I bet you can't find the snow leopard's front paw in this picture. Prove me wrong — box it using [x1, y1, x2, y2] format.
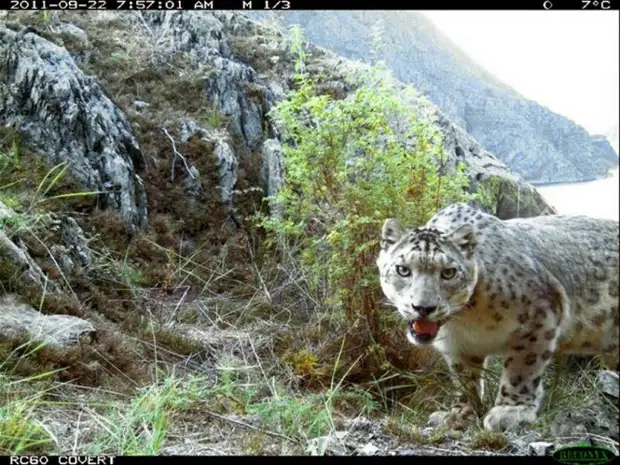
[483, 405, 537, 432]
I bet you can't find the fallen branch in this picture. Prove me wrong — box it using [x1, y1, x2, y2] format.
[161, 127, 196, 182]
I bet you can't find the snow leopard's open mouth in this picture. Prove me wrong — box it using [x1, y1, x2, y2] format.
[407, 318, 446, 344]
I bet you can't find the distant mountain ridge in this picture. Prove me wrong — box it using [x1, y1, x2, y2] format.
[246, 11, 618, 184]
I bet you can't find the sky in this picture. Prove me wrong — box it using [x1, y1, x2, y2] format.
[422, 11, 619, 136]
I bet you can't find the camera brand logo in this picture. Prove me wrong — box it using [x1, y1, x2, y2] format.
[552, 441, 618, 465]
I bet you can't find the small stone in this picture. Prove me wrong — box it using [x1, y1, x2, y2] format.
[597, 370, 619, 398]
[528, 441, 554, 456]
[341, 416, 377, 435]
[511, 431, 542, 453]
[54, 22, 89, 43]
[0, 294, 95, 348]
[133, 100, 150, 108]
[306, 432, 348, 456]
[357, 443, 379, 456]
[427, 410, 450, 427]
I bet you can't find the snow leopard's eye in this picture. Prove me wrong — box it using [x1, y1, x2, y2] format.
[396, 265, 411, 277]
[441, 268, 457, 280]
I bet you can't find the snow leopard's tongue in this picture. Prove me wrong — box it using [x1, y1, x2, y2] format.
[411, 320, 439, 337]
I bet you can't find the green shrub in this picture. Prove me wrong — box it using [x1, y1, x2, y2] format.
[257, 27, 483, 373]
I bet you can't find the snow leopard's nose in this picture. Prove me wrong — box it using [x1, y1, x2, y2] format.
[412, 305, 437, 317]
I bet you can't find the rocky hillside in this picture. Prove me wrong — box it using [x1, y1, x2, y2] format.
[246, 11, 619, 184]
[0, 11, 552, 229]
[0, 11, 616, 457]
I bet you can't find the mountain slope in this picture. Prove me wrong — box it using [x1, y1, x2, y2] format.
[1, 12, 617, 457]
[246, 11, 618, 184]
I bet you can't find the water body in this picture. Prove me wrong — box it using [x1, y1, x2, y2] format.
[536, 167, 619, 221]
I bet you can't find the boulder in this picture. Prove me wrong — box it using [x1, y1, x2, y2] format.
[0, 25, 147, 233]
[0, 294, 95, 348]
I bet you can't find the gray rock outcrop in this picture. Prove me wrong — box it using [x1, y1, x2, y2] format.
[130, 13, 270, 152]
[0, 294, 95, 348]
[0, 201, 60, 294]
[0, 10, 556, 251]
[597, 370, 619, 399]
[0, 25, 148, 233]
[122, 12, 550, 218]
[179, 119, 237, 205]
[245, 11, 618, 184]
[260, 138, 284, 200]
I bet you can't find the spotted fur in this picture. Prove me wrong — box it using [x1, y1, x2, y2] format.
[377, 202, 619, 431]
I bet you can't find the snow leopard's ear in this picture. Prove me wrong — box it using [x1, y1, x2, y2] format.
[381, 218, 405, 251]
[445, 223, 477, 258]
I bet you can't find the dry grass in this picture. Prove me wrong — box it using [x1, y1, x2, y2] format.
[470, 429, 509, 452]
[0, 11, 616, 457]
